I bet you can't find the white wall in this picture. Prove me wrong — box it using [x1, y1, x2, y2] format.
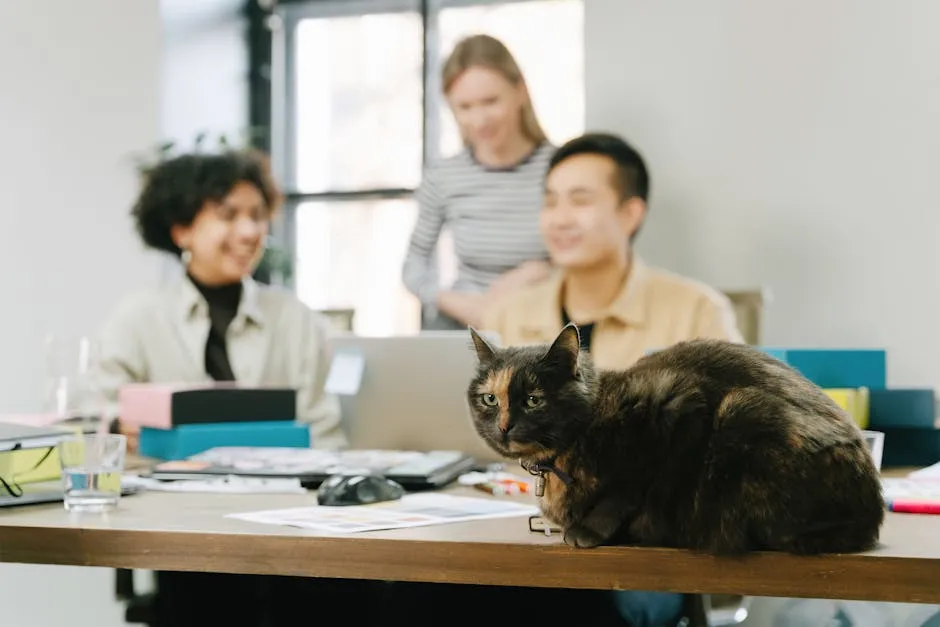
[586, 1, 938, 624]
[158, 0, 248, 280]
[586, 0, 939, 390]
[161, 2, 248, 148]
[0, 0, 162, 625]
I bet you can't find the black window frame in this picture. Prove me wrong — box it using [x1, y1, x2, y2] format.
[246, 0, 562, 287]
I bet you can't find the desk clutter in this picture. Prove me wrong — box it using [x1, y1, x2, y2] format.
[147, 446, 476, 490]
[759, 347, 937, 468]
[119, 383, 308, 459]
[0, 422, 140, 509]
[881, 462, 940, 514]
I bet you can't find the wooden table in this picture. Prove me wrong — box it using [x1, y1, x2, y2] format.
[0, 482, 939, 604]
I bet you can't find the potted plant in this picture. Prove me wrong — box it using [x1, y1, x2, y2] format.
[254, 244, 293, 286]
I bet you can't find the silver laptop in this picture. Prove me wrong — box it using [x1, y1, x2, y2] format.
[0, 422, 72, 452]
[327, 331, 506, 464]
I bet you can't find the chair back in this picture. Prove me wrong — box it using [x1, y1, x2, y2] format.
[721, 289, 770, 345]
[317, 308, 355, 333]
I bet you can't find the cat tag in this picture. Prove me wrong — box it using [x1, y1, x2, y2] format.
[534, 473, 546, 497]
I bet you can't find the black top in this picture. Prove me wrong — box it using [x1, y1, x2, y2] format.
[188, 274, 242, 381]
[561, 309, 596, 352]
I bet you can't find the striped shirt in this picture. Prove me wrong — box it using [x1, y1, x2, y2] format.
[402, 142, 554, 309]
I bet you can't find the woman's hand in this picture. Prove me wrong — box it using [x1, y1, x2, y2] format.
[436, 261, 553, 327]
[488, 260, 553, 298]
[436, 291, 489, 328]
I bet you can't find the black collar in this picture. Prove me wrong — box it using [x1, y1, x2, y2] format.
[522, 458, 574, 486]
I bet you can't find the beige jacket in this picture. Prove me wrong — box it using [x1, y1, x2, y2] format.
[482, 258, 743, 371]
[91, 277, 346, 449]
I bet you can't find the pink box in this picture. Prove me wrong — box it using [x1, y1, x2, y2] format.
[118, 382, 237, 430]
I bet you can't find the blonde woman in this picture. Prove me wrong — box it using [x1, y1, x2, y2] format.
[402, 34, 554, 330]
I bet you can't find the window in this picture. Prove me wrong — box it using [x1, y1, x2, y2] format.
[294, 199, 419, 337]
[293, 12, 424, 192]
[272, 0, 584, 336]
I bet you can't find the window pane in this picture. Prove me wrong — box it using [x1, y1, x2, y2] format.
[294, 199, 420, 336]
[436, 0, 585, 157]
[294, 13, 423, 192]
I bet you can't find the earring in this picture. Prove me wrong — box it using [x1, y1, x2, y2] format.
[180, 249, 192, 267]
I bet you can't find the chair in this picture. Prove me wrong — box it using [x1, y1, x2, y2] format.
[680, 593, 710, 626]
[317, 307, 355, 333]
[722, 289, 771, 345]
[701, 594, 754, 626]
[115, 568, 155, 624]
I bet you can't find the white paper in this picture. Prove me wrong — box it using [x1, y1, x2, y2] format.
[123, 473, 306, 494]
[227, 493, 538, 533]
[908, 462, 940, 479]
[881, 477, 940, 501]
[324, 350, 365, 396]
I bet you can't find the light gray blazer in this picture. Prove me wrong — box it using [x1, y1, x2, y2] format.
[90, 277, 346, 449]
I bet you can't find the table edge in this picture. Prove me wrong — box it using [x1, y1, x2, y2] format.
[1, 525, 938, 604]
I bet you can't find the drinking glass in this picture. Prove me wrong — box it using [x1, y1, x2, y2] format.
[57, 433, 127, 512]
[43, 334, 106, 429]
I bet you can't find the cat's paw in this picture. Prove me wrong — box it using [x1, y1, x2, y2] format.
[563, 525, 605, 548]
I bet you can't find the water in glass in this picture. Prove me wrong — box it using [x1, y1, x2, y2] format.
[58, 434, 126, 512]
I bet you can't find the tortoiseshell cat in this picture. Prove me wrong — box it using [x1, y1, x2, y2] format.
[467, 324, 884, 555]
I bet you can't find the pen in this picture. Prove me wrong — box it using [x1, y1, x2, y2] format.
[474, 481, 518, 496]
[887, 500, 940, 515]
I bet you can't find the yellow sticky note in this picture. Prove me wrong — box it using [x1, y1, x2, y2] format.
[0, 448, 61, 484]
[824, 387, 870, 429]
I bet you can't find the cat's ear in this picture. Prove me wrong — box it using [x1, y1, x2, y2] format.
[468, 326, 496, 364]
[544, 323, 581, 376]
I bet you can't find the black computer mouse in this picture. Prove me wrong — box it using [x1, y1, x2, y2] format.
[316, 473, 405, 506]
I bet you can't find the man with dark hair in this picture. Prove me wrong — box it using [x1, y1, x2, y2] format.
[483, 132, 741, 369]
[482, 132, 742, 625]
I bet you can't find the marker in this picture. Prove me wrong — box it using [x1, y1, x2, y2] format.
[887, 500, 940, 515]
[474, 481, 510, 496]
[473, 481, 519, 496]
[495, 478, 530, 493]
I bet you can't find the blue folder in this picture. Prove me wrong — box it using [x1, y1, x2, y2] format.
[140, 420, 310, 460]
[760, 348, 886, 390]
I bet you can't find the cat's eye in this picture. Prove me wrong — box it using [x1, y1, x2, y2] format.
[525, 395, 543, 409]
[480, 393, 498, 407]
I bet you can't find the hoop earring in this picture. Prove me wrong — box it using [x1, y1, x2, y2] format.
[180, 249, 192, 267]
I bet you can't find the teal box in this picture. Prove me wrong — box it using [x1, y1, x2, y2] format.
[140, 420, 310, 460]
[869, 389, 936, 429]
[760, 348, 886, 389]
